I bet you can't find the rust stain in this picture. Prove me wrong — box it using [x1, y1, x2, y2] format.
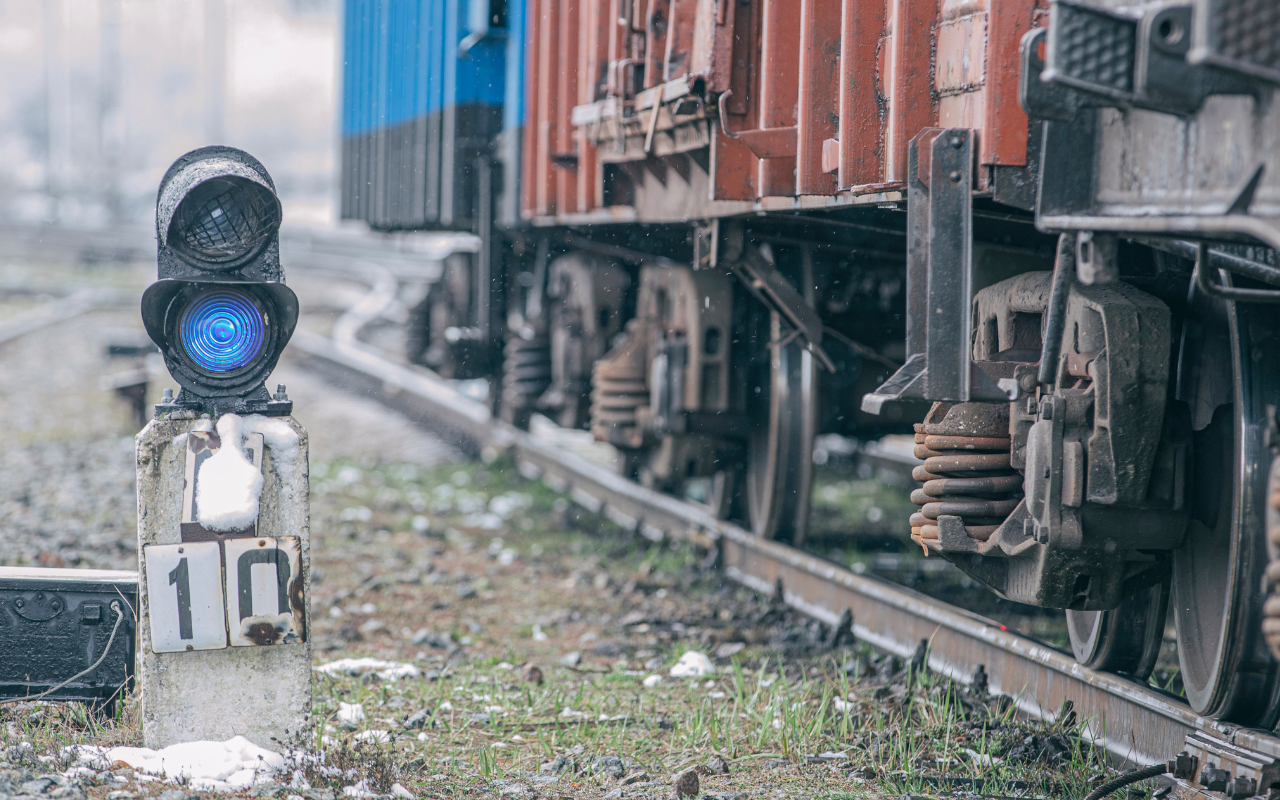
[289, 576, 305, 615]
[244, 621, 282, 646]
[188, 432, 221, 453]
[238, 611, 300, 646]
[288, 573, 308, 643]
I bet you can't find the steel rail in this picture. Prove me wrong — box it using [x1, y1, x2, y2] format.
[286, 285, 1280, 788]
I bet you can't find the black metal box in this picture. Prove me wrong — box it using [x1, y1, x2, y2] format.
[0, 568, 137, 711]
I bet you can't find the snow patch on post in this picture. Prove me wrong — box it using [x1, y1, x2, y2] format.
[196, 415, 265, 531]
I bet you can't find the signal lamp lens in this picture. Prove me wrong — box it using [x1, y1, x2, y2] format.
[178, 289, 266, 373]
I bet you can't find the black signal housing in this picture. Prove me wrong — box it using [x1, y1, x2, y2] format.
[141, 147, 298, 417]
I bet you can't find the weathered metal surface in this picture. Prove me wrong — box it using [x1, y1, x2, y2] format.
[556, 0, 582, 214]
[756, 0, 800, 197]
[223, 536, 305, 648]
[339, 0, 507, 231]
[579, 0, 609, 210]
[921, 129, 976, 401]
[910, 406, 1019, 547]
[797, 0, 840, 195]
[1029, 0, 1280, 249]
[0, 567, 137, 708]
[532, 0, 559, 217]
[181, 431, 264, 542]
[889, 0, 940, 183]
[980, 0, 1041, 167]
[519, 0, 1046, 222]
[837, 0, 883, 189]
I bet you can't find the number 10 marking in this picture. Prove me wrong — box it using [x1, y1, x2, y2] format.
[144, 537, 305, 653]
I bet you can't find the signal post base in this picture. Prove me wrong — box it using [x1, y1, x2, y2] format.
[135, 415, 312, 749]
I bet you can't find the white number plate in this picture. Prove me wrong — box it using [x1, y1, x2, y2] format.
[223, 537, 304, 647]
[144, 542, 227, 653]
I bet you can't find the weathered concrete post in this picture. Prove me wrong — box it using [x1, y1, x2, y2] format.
[136, 412, 311, 747]
[135, 147, 310, 749]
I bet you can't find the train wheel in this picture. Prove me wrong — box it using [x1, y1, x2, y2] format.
[1065, 581, 1167, 680]
[745, 310, 818, 544]
[1171, 290, 1280, 724]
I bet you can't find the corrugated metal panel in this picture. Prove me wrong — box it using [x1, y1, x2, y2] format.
[497, 0, 528, 227]
[521, 0, 1047, 220]
[340, 0, 509, 231]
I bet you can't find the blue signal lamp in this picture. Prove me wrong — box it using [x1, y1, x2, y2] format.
[141, 147, 298, 418]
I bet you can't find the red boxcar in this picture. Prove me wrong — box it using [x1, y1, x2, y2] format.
[522, 0, 1048, 221]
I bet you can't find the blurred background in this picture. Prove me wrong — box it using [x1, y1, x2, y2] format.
[0, 0, 338, 231]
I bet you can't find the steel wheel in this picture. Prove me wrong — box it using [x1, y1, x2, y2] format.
[1066, 581, 1167, 680]
[745, 310, 818, 544]
[1171, 287, 1280, 724]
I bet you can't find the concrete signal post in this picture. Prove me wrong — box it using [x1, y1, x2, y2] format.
[136, 147, 310, 748]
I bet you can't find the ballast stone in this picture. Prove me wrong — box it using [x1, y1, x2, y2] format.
[136, 415, 312, 749]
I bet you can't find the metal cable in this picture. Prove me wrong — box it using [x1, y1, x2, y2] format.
[0, 601, 125, 707]
[1082, 763, 1170, 800]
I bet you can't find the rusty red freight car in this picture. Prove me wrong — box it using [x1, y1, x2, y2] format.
[342, 0, 1280, 735]
[522, 0, 1047, 220]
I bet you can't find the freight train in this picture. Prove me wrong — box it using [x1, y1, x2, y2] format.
[340, 0, 1280, 727]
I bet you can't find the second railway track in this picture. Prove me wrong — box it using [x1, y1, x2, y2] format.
[285, 254, 1280, 792]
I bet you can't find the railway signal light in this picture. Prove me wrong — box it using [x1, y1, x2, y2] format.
[142, 146, 297, 416]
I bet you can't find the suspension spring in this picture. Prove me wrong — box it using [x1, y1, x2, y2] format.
[1263, 455, 1280, 658]
[499, 333, 551, 426]
[909, 402, 1023, 551]
[589, 353, 648, 446]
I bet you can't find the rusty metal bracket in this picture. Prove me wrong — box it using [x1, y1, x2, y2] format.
[862, 128, 1011, 414]
[1182, 730, 1280, 798]
[716, 88, 799, 159]
[643, 99, 663, 154]
[735, 127, 799, 160]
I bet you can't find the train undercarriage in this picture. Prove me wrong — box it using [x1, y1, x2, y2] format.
[406, 207, 1280, 727]
[343, 0, 1280, 729]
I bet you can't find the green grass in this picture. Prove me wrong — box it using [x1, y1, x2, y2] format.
[0, 455, 1147, 799]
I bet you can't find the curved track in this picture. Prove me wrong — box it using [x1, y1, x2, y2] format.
[283, 249, 1280, 792]
[5, 234, 1277, 794]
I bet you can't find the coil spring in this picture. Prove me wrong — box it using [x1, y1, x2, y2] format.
[908, 406, 1023, 552]
[499, 334, 551, 426]
[589, 356, 647, 445]
[1263, 459, 1280, 658]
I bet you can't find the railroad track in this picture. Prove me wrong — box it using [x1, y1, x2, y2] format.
[284, 254, 1280, 792]
[3, 239, 1275, 793]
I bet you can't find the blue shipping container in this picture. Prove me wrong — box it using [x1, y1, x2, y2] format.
[340, 0, 517, 231]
